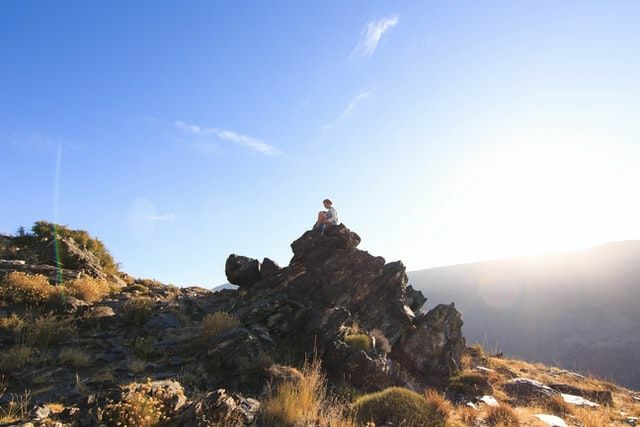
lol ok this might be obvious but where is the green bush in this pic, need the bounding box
[448,371,492,396]
[352,387,445,427]
[30,221,119,274]
[122,298,155,327]
[344,334,372,352]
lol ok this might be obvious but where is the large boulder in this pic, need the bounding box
[225,255,261,287]
[212,225,465,391]
[393,303,465,387]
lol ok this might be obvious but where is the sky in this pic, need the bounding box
[1,1,639,287]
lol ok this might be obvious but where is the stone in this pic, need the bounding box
[169,389,260,427]
[504,378,560,402]
[259,257,281,279]
[225,255,261,287]
[549,383,613,406]
[144,313,181,333]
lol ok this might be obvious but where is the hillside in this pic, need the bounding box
[0,223,638,426]
[409,241,640,391]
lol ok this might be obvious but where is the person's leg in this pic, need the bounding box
[314,212,327,230]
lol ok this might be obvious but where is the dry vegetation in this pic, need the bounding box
[201,311,240,341]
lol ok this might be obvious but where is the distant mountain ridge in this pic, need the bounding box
[408,240,640,390]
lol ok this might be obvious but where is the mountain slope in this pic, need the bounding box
[409,241,640,390]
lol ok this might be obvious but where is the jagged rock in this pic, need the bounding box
[504,378,560,402]
[259,257,281,279]
[405,285,427,312]
[59,296,89,314]
[169,389,260,427]
[225,255,261,287]
[216,224,465,390]
[393,303,465,387]
[549,383,613,406]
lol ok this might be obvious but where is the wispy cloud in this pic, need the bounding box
[174,121,281,156]
[145,213,175,222]
[8,132,85,153]
[323,89,374,130]
[350,15,399,63]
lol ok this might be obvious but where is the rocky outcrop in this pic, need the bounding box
[170,389,260,427]
[219,224,465,390]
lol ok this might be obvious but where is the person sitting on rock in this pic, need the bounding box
[314,199,339,234]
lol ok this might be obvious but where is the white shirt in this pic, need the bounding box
[326,206,340,225]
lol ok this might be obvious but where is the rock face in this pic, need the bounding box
[220,224,465,389]
[225,255,261,288]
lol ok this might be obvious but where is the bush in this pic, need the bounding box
[0,313,27,337]
[26,314,76,347]
[483,404,519,426]
[98,381,166,426]
[352,387,445,427]
[128,359,146,374]
[448,371,492,396]
[344,334,372,352]
[370,329,391,354]
[257,358,353,427]
[30,221,119,275]
[64,276,111,303]
[201,312,240,341]
[424,388,452,420]
[0,345,33,371]
[122,298,155,327]
[59,348,91,368]
[131,336,158,360]
[1,272,54,305]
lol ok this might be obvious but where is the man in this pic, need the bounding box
[314,198,339,234]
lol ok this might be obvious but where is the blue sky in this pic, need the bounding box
[2,1,640,287]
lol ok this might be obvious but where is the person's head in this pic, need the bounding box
[323,198,332,208]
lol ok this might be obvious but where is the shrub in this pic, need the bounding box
[26,314,76,348]
[344,334,372,352]
[352,387,445,427]
[483,404,519,426]
[98,381,166,427]
[448,371,492,396]
[201,312,240,341]
[122,298,154,327]
[370,329,391,354]
[59,348,91,368]
[424,388,452,420]
[64,276,111,303]
[128,359,146,374]
[30,221,119,275]
[0,345,33,371]
[1,272,54,305]
[131,336,158,360]
[0,313,27,337]
[257,359,354,426]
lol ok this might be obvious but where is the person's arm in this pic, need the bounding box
[326,207,338,224]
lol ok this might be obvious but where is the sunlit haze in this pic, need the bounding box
[2,2,639,286]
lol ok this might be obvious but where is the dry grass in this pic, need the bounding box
[201,311,240,341]
[122,298,155,327]
[0,390,30,424]
[64,276,111,302]
[0,345,33,371]
[257,358,355,427]
[98,381,167,427]
[59,347,91,368]
[541,394,574,417]
[344,334,372,352]
[128,359,146,374]
[424,388,453,420]
[483,403,520,426]
[370,329,391,354]
[449,371,492,396]
[26,313,76,347]
[0,272,54,305]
